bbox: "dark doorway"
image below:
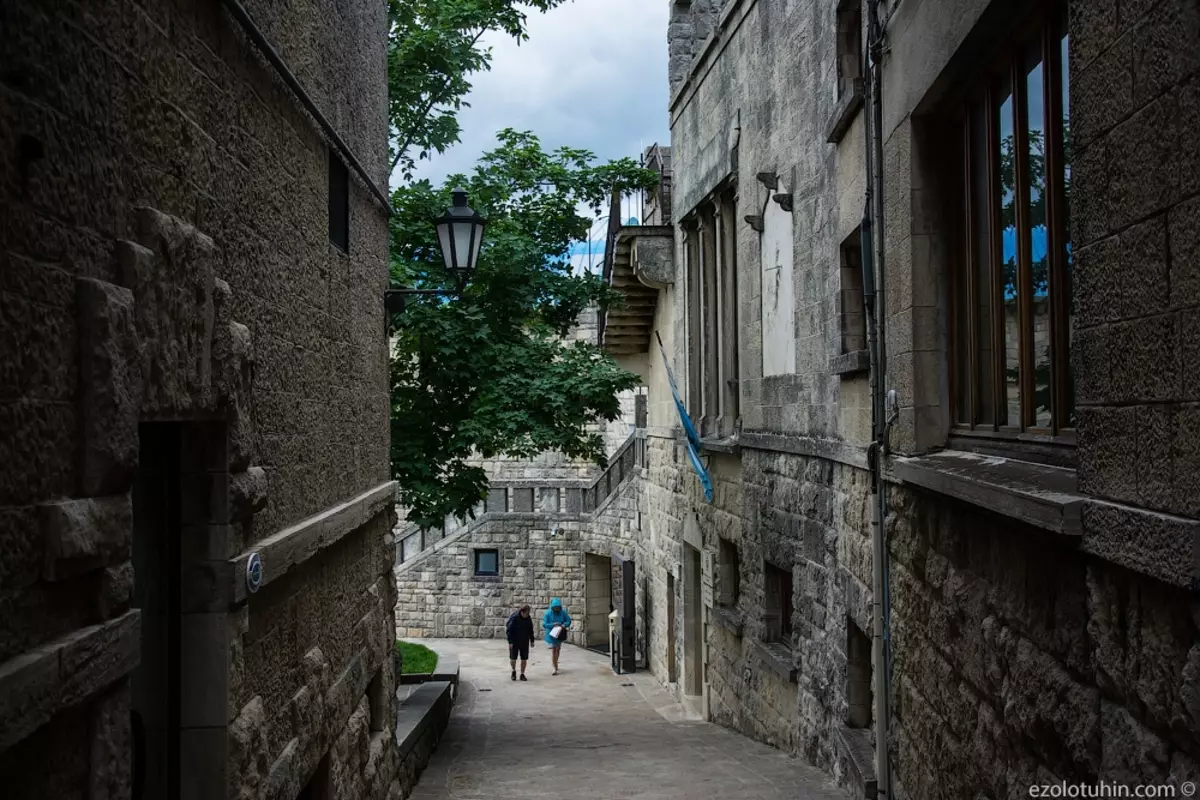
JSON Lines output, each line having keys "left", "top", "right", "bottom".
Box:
{"left": 131, "top": 423, "right": 182, "bottom": 800}
{"left": 666, "top": 573, "right": 677, "bottom": 683}
{"left": 585, "top": 553, "right": 613, "bottom": 654}
{"left": 683, "top": 544, "right": 703, "bottom": 696}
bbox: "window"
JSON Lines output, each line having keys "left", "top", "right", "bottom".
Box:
{"left": 950, "top": 9, "right": 1073, "bottom": 437}
{"left": 763, "top": 562, "right": 793, "bottom": 646}
{"left": 836, "top": 0, "right": 863, "bottom": 99}
{"left": 846, "top": 618, "right": 872, "bottom": 728}
{"left": 473, "top": 549, "right": 499, "bottom": 576}
{"left": 328, "top": 147, "right": 349, "bottom": 252}
{"left": 718, "top": 538, "right": 740, "bottom": 608}
{"left": 684, "top": 186, "right": 740, "bottom": 438}
{"left": 840, "top": 227, "right": 867, "bottom": 355}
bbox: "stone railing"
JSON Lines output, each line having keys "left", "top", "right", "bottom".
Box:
{"left": 394, "top": 430, "right": 646, "bottom": 567}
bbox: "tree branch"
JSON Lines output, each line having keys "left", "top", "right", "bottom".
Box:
{"left": 389, "top": 26, "right": 490, "bottom": 176}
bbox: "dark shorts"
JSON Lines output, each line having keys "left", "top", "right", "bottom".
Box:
{"left": 509, "top": 641, "right": 529, "bottom": 660}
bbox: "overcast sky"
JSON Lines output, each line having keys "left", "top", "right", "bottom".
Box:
{"left": 393, "top": 0, "right": 671, "bottom": 195}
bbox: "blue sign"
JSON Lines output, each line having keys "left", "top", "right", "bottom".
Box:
{"left": 246, "top": 552, "right": 263, "bottom": 594}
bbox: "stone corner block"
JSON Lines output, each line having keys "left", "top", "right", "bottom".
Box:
{"left": 77, "top": 276, "right": 141, "bottom": 497}
{"left": 40, "top": 494, "right": 132, "bottom": 581}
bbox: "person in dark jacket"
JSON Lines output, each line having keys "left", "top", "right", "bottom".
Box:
{"left": 506, "top": 604, "right": 535, "bottom": 681}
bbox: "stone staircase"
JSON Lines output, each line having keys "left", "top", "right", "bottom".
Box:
{"left": 394, "top": 430, "right": 646, "bottom": 572}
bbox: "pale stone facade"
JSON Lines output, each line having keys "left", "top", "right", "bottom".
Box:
{"left": 0, "top": 2, "right": 402, "bottom": 798}
{"left": 622, "top": 0, "right": 1200, "bottom": 798}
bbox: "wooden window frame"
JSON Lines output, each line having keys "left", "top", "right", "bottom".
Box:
{"left": 948, "top": 6, "right": 1074, "bottom": 458}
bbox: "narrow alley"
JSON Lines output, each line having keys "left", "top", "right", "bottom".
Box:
{"left": 407, "top": 640, "right": 844, "bottom": 800}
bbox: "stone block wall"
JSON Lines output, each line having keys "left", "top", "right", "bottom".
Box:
{"left": 646, "top": 0, "right": 1200, "bottom": 798}
{"left": 1071, "top": 0, "right": 1200, "bottom": 590}
{"left": 0, "top": 0, "right": 396, "bottom": 797}
{"left": 887, "top": 486, "right": 1200, "bottom": 798}
{"left": 395, "top": 476, "right": 641, "bottom": 646}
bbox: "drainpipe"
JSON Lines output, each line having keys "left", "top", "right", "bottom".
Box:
{"left": 862, "top": 0, "right": 893, "bottom": 796}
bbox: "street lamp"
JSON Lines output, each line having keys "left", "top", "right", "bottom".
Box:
{"left": 386, "top": 188, "right": 487, "bottom": 316}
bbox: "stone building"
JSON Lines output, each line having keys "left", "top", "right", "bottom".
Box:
{"left": 1, "top": 2, "right": 404, "bottom": 798}
{"left": 599, "top": 0, "right": 1200, "bottom": 798}
{"left": 394, "top": 306, "right": 646, "bottom": 649}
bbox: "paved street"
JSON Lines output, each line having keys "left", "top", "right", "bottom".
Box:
{"left": 406, "top": 639, "right": 845, "bottom": 800}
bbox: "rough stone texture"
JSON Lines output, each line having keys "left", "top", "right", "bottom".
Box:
{"left": 396, "top": 470, "right": 641, "bottom": 646}
{"left": 1074, "top": 0, "right": 1200, "bottom": 530}
{"left": 39, "top": 494, "right": 132, "bottom": 582}
{"left": 77, "top": 278, "right": 141, "bottom": 497}
{"left": 0, "top": 0, "right": 394, "bottom": 796}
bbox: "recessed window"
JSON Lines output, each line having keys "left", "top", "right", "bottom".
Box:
{"left": 474, "top": 549, "right": 499, "bottom": 577}
{"left": 836, "top": 0, "right": 863, "bottom": 99}
{"left": 950, "top": 10, "right": 1073, "bottom": 435}
{"left": 846, "top": 617, "right": 873, "bottom": 728}
{"left": 840, "top": 227, "right": 866, "bottom": 355}
{"left": 763, "top": 562, "right": 793, "bottom": 646}
{"left": 328, "top": 147, "right": 349, "bottom": 252}
{"left": 684, "top": 187, "right": 739, "bottom": 438}
{"left": 718, "top": 538, "right": 740, "bottom": 608}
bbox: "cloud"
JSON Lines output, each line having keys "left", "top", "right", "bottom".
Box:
{"left": 393, "top": 0, "right": 671, "bottom": 190}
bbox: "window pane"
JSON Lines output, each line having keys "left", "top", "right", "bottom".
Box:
{"left": 1061, "top": 28, "right": 1076, "bottom": 427}
{"left": 476, "top": 550, "right": 497, "bottom": 575}
{"left": 997, "top": 76, "right": 1019, "bottom": 426}
{"left": 971, "top": 100, "right": 996, "bottom": 425}
{"left": 1026, "top": 49, "right": 1052, "bottom": 427}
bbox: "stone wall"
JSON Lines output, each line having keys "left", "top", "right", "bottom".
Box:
{"left": 1071, "top": 0, "right": 1200, "bottom": 590}
{"left": 395, "top": 472, "right": 641, "bottom": 647}
{"left": 639, "top": 0, "right": 1200, "bottom": 799}
{"left": 0, "top": 0, "right": 397, "bottom": 797}
{"left": 886, "top": 485, "right": 1200, "bottom": 798}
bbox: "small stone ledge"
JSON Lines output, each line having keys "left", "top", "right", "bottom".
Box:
{"left": 830, "top": 349, "right": 870, "bottom": 376}
{"left": 1080, "top": 499, "right": 1199, "bottom": 590}
{"left": 834, "top": 724, "right": 878, "bottom": 799}
{"left": 699, "top": 435, "right": 741, "bottom": 455}
{"left": 398, "top": 655, "right": 460, "bottom": 687}
{"left": 711, "top": 607, "right": 743, "bottom": 637}
{"left": 0, "top": 610, "right": 140, "bottom": 751}
{"left": 891, "top": 451, "right": 1083, "bottom": 536}
{"left": 826, "top": 84, "right": 866, "bottom": 144}
{"left": 750, "top": 640, "right": 797, "bottom": 683}
{"left": 229, "top": 481, "right": 397, "bottom": 605}
{"left": 395, "top": 680, "right": 454, "bottom": 759}
{"left": 740, "top": 432, "right": 870, "bottom": 471}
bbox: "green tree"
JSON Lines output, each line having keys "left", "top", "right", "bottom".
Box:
{"left": 388, "top": 0, "right": 569, "bottom": 180}
{"left": 389, "top": 130, "right": 656, "bottom": 529}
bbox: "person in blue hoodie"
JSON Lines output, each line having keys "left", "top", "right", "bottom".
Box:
{"left": 542, "top": 597, "right": 572, "bottom": 675}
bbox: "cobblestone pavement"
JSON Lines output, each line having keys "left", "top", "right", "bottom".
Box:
{"left": 406, "top": 639, "right": 846, "bottom": 800}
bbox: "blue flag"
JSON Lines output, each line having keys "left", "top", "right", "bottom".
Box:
{"left": 656, "top": 332, "right": 713, "bottom": 503}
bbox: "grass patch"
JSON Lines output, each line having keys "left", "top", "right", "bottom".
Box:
{"left": 396, "top": 640, "right": 438, "bottom": 675}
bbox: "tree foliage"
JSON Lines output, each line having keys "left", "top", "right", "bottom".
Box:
{"left": 389, "top": 130, "right": 657, "bottom": 529}
{"left": 387, "top": 0, "right": 569, "bottom": 180}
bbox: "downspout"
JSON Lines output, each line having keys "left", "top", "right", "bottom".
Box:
{"left": 862, "top": 0, "right": 893, "bottom": 797}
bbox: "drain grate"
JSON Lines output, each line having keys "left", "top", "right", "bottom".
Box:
{"left": 621, "top": 683, "right": 634, "bottom": 687}
{"left": 478, "top": 688, "right": 492, "bottom": 692}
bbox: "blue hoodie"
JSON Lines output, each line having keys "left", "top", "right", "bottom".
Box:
{"left": 542, "top": 598, "right": 572, "bottom": 646}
